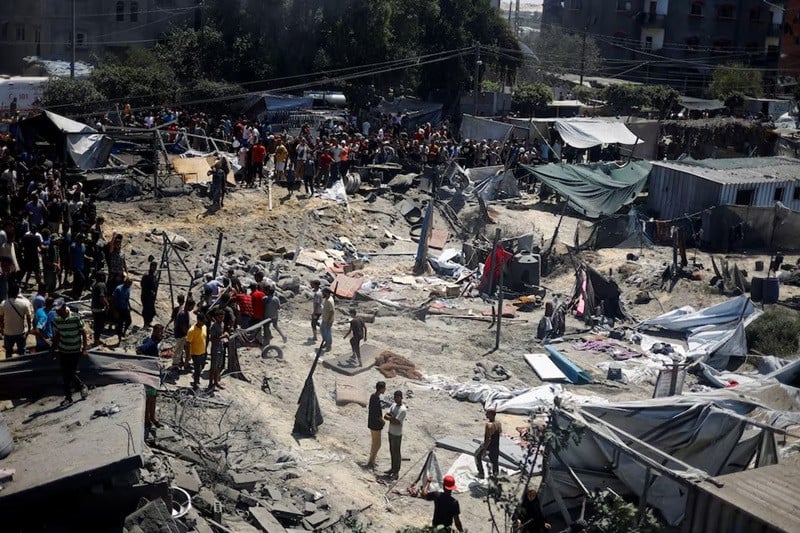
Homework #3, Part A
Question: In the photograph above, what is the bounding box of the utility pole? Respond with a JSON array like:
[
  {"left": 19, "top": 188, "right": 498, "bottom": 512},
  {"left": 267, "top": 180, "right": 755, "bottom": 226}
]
[
  {"left": 579, "top": 24, "right": 588, "bottom": 86},
  {"left": 473, "top": 42, "right": 480, "bottom": 115},
  {"left": 70, "top": 0, "right": 76, "bottom": 79}
]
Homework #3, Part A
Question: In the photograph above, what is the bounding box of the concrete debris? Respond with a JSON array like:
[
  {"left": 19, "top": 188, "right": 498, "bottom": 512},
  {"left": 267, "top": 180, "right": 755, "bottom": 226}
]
[
  {"left": 250, "top": 506, "right": 288, "bottom": 533},
  {"left": 124, "top": 498, "right": 180, "bottom": 533}
]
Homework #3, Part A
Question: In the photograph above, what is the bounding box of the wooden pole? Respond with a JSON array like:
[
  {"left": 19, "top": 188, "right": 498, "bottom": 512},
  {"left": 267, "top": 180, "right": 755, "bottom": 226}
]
[
  {"left": 493, "top": 228, "right": 503, "bottom": 351},
  {"left": 212, "top": 232, "right": 224, "bottom": 279}
]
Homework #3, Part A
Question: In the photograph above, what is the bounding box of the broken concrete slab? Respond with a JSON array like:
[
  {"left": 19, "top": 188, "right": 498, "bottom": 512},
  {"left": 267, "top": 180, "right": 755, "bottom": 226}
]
[
  {"left": 270, "top": 500, "right": 304, "bottom": 518},
  {"left": 304, "top": 502, "right": 317, "bottom": 515},
  {"left": 250, "top": 506, "right": 288, "bottom": 533},
  {"left": 124, "top": 498, "right": 180, "bottom": 533},
  {"left": 193, "top": 488, "right": 219, "bottom": 515},
  {"left": 231, "top": 471, "right": 268, "bottom": 491},
  {"left": 238, "top": 490, "right": 260, "bottom": 507},
  {"left": 171, "top": 458, "right": 202, "bottom": 494},
  {"left": 0, "top": 383, "right": 145, "bottom": 509},
  {"left": 183, "top": 508, "right": 214, "bottom": 533},
  {"left": 303, "top": 510, "right": 331, "bottom": 528},
  {"left": 214, "top": 483, "right": 242, "bottom": 503},
  {"left": 261, "top": 484, "right": 283, "bottom": 501}
]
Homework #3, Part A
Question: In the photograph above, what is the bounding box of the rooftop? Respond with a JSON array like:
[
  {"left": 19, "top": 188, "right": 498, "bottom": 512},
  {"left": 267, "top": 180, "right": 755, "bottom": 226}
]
[
  {"left": 651, "top": 156, "right": 800, "bottom": 185},
  {"left": 695, "top": 463, "right": 800, "bottom": 533}
]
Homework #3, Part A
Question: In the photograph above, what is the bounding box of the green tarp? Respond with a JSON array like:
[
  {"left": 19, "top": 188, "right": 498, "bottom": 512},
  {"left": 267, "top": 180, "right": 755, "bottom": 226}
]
[{"left": 521, "top": 161, "right": 651, "bottom": 218}]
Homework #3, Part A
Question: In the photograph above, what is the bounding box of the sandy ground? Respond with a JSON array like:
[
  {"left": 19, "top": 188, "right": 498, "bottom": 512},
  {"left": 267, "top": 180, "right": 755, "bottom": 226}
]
[{"left": 94, "top": 181, "right": 800, "bottom": 532}]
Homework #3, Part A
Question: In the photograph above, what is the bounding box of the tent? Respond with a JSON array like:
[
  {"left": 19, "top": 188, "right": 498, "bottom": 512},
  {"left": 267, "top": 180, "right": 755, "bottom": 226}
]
[
  {"left": 520, "top": 161, "right": 651, "bottom": 218},
  {"left": 240, "top": 93, "right": 314, "bottom": 122},
  {"left": 571, "top": 265, "right": 627, "bottom": 322},
  {"left": 539, "top": 396, "right": 780, "bottom": 526},
  {"left": 17, "top": 111, "right": 113, "bottom": 170},
  {"left": 460, "top": 114, "right": 513, "bottom": 141},
  {"left": 553, "top": 118, "right": 639, "bottom": 149}
]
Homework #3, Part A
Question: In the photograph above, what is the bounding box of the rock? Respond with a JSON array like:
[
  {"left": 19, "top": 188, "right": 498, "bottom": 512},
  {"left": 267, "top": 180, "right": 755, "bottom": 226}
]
[
  {"left": 214, "top": 483, "right": 242, "bottom": 503},
  {"left": 238, "top": 490, "right": 260, "bottom": 507},
  {"left": 260, "top": 252, "right": 275, "bottom": 261},
  {"left": 634, "top": 291, "right": 651, "bottom": 305},
  {"left": 194, "top": 488, "right": 219, "bottom": 515},
  {"left": 250, "top": 507, "right": 287, "bottom": 533},
  {"left": 626, "top": 253, "right": 639, "bottom": 261},
  {"left": 304, "top": 502, "right": 316, "bottom": 515},
  {"left": 230, "top": 471, "right": 267, "bottom": 491},
  {"left": 124, "top": 498, "right": 179, "bottom": 533},
  {"left": 277, "top": 276, "right": 301, "bottom": 294},
  {"left": 181, "top": 508, "right": 214, "bottom": 533},
  {"left": 260, "top": 484, "right": 283, "bottom": 501}
]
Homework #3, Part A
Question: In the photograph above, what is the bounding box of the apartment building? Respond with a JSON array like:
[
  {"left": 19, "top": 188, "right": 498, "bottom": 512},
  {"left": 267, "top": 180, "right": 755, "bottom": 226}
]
[
  {"left": 542, "top": 0, "right": 784, "bottom": 93},
  {"left": 781, "top": 0, "right": 800, "bottom": 76},
  {"left": 0, "top": 1, "right": 197, "bottom": 74}
]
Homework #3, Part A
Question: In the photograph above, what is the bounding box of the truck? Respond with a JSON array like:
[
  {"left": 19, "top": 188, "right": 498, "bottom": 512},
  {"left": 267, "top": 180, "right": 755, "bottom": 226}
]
[{"left": 0, "top": 76, "right": 48, "bottom": 113}]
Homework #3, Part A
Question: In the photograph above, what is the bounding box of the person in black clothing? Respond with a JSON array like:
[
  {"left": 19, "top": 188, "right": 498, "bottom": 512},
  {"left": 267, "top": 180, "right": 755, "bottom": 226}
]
[
  {"left": 90, "top": 272, "right": 108, "bottom": 346},
  {"left": 421, "top": 474, "right": 463, "bottom": 532},
  {"left": 140, "top": 259, "right": 158, "bottom": 328},
  {"left": 514, "top": 487, "right": 551, "bottom": 533},
  {"left": 475, "top": 407, "right": 502, "bottom": 479},
  {"left": 366, "top": 381, "right": 386, "bottom": 468}
]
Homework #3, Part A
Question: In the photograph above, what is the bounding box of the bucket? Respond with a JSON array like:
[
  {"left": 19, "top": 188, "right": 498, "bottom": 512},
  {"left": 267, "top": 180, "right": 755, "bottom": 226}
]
[
  {"left": 750, "top": 277, "right": 764, "bottom": 302},
  {"left": 763, "top": 277, "right": 780, "bottom": 304}
]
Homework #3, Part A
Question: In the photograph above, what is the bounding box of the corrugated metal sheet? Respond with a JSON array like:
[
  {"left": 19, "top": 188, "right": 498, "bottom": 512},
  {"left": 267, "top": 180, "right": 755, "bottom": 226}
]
[
  {"left": 647, "top": 165, "right": 721, "bottom": 220},
  {"left": 682, "top": 464, "right": 800, "bottom": 533}
]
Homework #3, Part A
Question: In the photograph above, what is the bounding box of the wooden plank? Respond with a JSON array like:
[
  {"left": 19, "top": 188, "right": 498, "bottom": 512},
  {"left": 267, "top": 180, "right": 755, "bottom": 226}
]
[
  {"left": 523, "top": 353, "right": 569, "bottom": 382},
  {"left": 428, "top": 228, "right": 449, "bottom": 250},
  {"left": 332, "top": 274, "right": 364, "bottom": 299},
  {"left": 250, "top": 507, "right": 287, "bottom": 533}
]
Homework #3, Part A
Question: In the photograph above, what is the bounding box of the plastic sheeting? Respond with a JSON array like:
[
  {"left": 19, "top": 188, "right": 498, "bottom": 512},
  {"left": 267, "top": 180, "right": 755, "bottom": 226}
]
[
  {"left": 18, "top": 111, "right": 113, "bottom": 169},
  {"left": 554, "top": 119, "right": 640, "bottom": 149},
  {"left": 539, "top": 397, "right": 779, "bottom": 526},
  {"left": 520, "top": 161, "right": 651, "bottom": 218},
  {"left": 460, "top": 114, "right": 513, "bottom": 141}
]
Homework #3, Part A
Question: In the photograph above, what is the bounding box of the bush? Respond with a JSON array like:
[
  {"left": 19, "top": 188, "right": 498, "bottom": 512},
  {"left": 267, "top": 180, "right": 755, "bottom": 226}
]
[
  {"left": 39, "top": 77, "right": 105, "bottom": 116},
  {"left": 746, "top": 309, "right": 800, "bottom": 357},
  {"left": 512, "top": 82, "right": 553, "bottom": 116}
]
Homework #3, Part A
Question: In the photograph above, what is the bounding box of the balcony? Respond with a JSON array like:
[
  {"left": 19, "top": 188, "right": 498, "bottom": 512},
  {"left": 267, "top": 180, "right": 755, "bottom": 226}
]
[{"left": 641, "top": 13, "right": 666, "bottom": 28}]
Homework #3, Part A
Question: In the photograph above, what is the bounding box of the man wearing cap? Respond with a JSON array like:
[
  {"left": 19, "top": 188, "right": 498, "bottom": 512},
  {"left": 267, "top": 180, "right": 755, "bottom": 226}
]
[
  {"left": 421, "top": 474, "right": 464, "bottom": 532},
  {"left": 475, "top": 407, "right": 502, "bottom": 479},
  {"left": 51, "top": 298, "right": 89, "bottom": 406},
  {"left": 186, "top": 314, "right": 208, "bottom": 390}
]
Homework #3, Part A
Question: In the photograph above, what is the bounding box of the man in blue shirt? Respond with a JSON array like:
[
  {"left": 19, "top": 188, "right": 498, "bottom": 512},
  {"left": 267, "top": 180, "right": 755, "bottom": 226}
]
[
  {"left": 69, "top": 233, "right": 86, "bottom": 301},
  {"left": 34, "top": 296, "right": 54, "bottom": 351},
  {"left": 112, "top": 278, "right": 133, "bottom": 343},
  {"left": 136, "top": 324, "right": 164, "bottom": 429}
]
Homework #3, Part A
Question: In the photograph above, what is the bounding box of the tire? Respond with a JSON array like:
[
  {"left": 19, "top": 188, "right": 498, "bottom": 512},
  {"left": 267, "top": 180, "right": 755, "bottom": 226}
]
[{"left": 261, "top": 345, "right": 284, "bottom": 359}]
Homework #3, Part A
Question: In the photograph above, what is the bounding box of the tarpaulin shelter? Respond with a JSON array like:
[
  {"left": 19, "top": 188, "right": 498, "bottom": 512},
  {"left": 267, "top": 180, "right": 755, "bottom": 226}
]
[
  {"left": 679, "top": 96, "right": 726, "bottom": 112},
  {"left": 638, "top": 295, "right": 761, "bottom": 370},
  {"left": 17, "top": 111, "right": 113, "bottom": 169},
  {"left": 460, "top": 114, "right": 513, "bottom": 141},
  {"left": 539, "top": 396, "right": 781, "bottom": 526},
  {"left": 571, "top": 265, "right": 627, "bottom": 322},
  {"left": 552, "top": 118, "right": 640, "bottom": 149},
  {"left": 374, "top": 97, "right": 443, "bottom": 131},
  {"left": 521, "top": 161, "right": 651, "bottom": 218},
  {"left": 240, "top": 93, "right": 314, "bottom": 122}
]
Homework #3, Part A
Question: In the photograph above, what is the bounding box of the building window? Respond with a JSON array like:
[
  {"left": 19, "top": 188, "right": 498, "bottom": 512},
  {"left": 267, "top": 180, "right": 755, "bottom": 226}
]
[
  {"left": 15, "top": 25, "right": 25, "bottom": 41},
  {"left": 566, "top": 0, "right": 582, "bottom": 10},
  {"left": 616, "top": 0, "right": 632, "bottom": 11},
  {"left": 774, "top": 188, "right": 785, "bottom": 202},
  {"left": 76, "top": 32, "right": 85, "bottom": 47},
  {"left": 131, "top": 2, "right": 139, "bottom": 22},
  {"left": 689, "top": 2, "right": 703, "bottom": 17},
  {"left": 116, "top": 2, "right": 125, "bottom": 22},
  {"left": 735, "top": 189, "right": 755, "bottom": 206},
  {"left": 643, "top": 36, "right": 653, "bottom": 51},
  {"left": 718, "top": 4, "right": 735, "bottom": 20}
]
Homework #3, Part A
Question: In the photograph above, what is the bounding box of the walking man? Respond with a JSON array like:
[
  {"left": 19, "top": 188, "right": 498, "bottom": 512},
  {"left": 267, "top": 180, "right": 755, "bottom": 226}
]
[
  {"left": 208, "top": 308, "right": 228, "bottom": 391},
  {"left": 140, "top": 260, "right": 158, "bottom": 329},
  {"left": 172, "top": 298, "right": 194, "bottom": 371},
  {"left": 263, "top": 286, "right": 287, "bottom": 344},
  {"left": 320, "top": 287, "right": 334, "bottom": 351},
  {"left": 112, "top": 278, "right": 133, "bottom": 342},
  {"left": 0, "top": 283, "right": 33, "bottom": 358},
  {"left": 421, "top": 474, "right": 464, "bottom": 532},
  {"left": 343, "top": 308, "right": 367, "bottom": 366},
  {"left": 90, "top": 272, "right": 108, "bottom": 346},
  {"left": 475, "top": 407, "right": 502, "bottom": 479},
  {"left": 384, "top": 390, "right": 407, "bottom": 479},
  {"left": 310, "top": 280, "right": 322, "bottom": 341},
  {"left": 51, "top": 298, "right": 89, "bottom": 407},
  {"left": 366, "top": 381, "right": 386, "bottom": 468}
]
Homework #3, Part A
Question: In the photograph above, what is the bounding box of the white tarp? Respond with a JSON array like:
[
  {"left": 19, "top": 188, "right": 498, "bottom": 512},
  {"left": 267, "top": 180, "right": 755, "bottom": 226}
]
[
  {"left": 460, "top": 114, "right": 513, "bottom": 141},
  {"left": 554, "top": 118, "right": 640, "bottom": 149},
  {"left": 45, "top": 111, "right": 112, "bottom": 170}
]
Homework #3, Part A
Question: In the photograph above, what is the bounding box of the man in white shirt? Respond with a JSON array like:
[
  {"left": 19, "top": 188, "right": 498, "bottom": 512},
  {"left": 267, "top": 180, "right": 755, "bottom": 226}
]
[
  {"left": 0, "top": 284, "right": 33, "bottom": 358},
  {"left": 384, "top": 390, "right": 407, "bottom": 479}
]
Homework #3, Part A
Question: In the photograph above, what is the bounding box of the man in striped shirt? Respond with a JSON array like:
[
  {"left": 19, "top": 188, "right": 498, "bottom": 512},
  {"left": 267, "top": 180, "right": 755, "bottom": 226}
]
[{"left": 51, "top": 298, "right": 89, "bottom": 406}]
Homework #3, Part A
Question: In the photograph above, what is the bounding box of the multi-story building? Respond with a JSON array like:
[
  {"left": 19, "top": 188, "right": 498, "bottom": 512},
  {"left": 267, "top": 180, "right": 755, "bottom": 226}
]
[
  {"left": 780, "top": 0, "right": 800, "bottom": 76},
  {"left": 0, "top": 1, "right": 198, "bottom": 74},
  {"left": 542, "top": 0, "right": 784, "bottom": 94}
]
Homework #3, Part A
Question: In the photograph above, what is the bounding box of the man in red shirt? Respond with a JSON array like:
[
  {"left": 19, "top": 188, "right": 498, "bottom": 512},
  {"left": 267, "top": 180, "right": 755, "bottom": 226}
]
[
  {"left": 317, "top": 149, "right": 333, "bottom": 189},
  {"left": 250, "top": 283, "right": 266, "bottom": 328},
  {"left": 234, "top": 288, "right": 254, "bottom": 328},
  {"left": 250, "top": 140, "right": 267, "bottom": 187}
]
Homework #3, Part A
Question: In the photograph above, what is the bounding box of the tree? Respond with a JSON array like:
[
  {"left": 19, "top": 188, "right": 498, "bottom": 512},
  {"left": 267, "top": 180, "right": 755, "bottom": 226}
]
[
  {"left": 643, "top": 85, "right": 680, "bottom": 119},
  {"left": 710, "top": 63, "right": 764, "bottom": 99},
  {"left": 572, "top": 85, "right": 597, "bottom": 103},
  {"left": 528, "top": 26, "right": 602, "bottom": 78},
  {"left": 601, "top": 84, "right": 650, "bottom": 116},
  {"left": 39, "top": 77, "right": 105, "bottom": 116},
  {"left": 512, "top": 82, "right": 552, "bottom": 116},
  {"left": 90, "top": 49, "right": 180, "bottom": 108}
]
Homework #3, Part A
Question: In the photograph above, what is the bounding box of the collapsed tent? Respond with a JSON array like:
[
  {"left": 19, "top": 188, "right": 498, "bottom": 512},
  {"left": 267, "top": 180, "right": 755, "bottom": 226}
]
[
  {"left": 445, "top": 162, "right": 519, "bottom": 201},
  {"left": 17, "top": 111, "right": 114, "bottom": 170},
  {"left": 571, "top": 265, "right": 627, "bottom": 322},
  {"left": 638, "top": 295, "right": 761, "bottom": 370},
  {"left": 539, "top": 396, "right": 780, "bottom": 526},
  {"left": 521, "top": 161, "right": 651, "bottom": 218},
  {"left": 460, "top": 114, "right": 513, "bottom": 141}
]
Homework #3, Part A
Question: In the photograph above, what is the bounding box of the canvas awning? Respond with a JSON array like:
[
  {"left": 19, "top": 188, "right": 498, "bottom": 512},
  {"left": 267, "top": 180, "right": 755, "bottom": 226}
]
[
  {"left": 459, "top": 114, "right": 513, "bottom": 141},
  {"left": 679, "top": 96, "right": 726, "bottom": 111},
  {"left": 554, "top": 118, "right": 640, "bottom": 148},
  {"left": 520, "top": 161, "right": 651, "bottom": 218},
  {"left": 18, "top": 111, "right": 113, "bottom": 169}
]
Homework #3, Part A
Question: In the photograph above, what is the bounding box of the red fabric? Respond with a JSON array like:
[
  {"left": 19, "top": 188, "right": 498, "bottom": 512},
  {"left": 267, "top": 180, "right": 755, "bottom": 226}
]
[
  {"left": 318, "top": 152, "right": 333, "bottom": 171},
  {"left": 235, "top": 293, "right": 253, "bottom": 317},
  {"left": 251, "top": 289, "right": 265, "bottom": 319},
  {"left": 251, "top": 144, "right": 266, "bottom": 164},
  {"left": 478, "top": 245, "right": 513, "bottom": 293}
]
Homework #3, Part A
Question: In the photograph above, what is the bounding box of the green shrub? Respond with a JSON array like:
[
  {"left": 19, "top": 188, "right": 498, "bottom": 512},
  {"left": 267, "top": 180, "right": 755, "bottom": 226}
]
[{"left": 746, "top": 309, "right": 800, "bottom": 357}]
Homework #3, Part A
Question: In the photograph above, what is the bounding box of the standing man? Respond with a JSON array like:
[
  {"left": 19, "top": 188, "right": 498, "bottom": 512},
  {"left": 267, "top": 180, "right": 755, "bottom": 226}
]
[
  {"left": 320, "top": 287, "right": 334, "bottom": 351},
  {"left": 90, "top": 272, "right": 108, "bottom": 346},
  {"left": 421, "top": 474, "right": 464, "bottom": 532},
  {"left": 274, "top": 139, "right": 289, "bottom": 183},
  {"left": 310, "top": 280, "right": 322, "bottom": 341},
  {"left": 51, "top": 298, "right": 89, "bottom": 407},
  {"left": 366, "top": 381, "right": 386, "bottom": 468},
  {"left": 208, "top": 308, "right": 228, "bottom": 391},
  {"left": 112, "top": 278, "right": 133, "bottom": 342},
  {"left": 250, "top": 140, "right": 267, "bottom": 187},
  {"left": 343, "top": 308, "right": 367, "bottom": 366},
  {"left": 186, "top": 314, "right": 208, "bottom": 390},
  {"left": 137, "top": 324, "right": 164, "bottom": 428},
  {"left": 34, "top": 296, "right": 55, "bottom": 351},
  {"left": 172, "top": 299, "right": 194, "bottom": 371},
  {"left": 250, "top": 283, "right": 265, "bottom": 337},
  {"left": 475, "top": 407, "right": 502, "bottom": 479},
  {"left": 263, "top": 286, "right": 287, "bottom": 345},
  {"left": 383, "top": 390, "right": 407, "bottom": 479},
  {"left": 0, "top": 284, "right": 33, "bottom": 358},
  {"left": 141, "top": 260, "right": 158, "bottom": 329}
]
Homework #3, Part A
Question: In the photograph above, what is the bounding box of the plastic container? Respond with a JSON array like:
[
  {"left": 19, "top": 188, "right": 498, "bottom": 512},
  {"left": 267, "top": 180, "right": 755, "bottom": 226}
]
[
  {"left": 750, "top": 277, "right": 764, "bottom": 302},
  {"left": 763, "top": 277, "right": 780, "bottom": 304}
]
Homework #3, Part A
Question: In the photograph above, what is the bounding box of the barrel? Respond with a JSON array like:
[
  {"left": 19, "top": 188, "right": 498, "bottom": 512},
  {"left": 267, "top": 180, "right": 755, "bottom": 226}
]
[
  {"left": 0, "top": 413, "right": 12, "bottom": 459},
  {"left": 763, "top": 277, "right": 780, "bottom": 304},
  {"left": 754, "top": 260, "right": 764, "bottom": 272},
  {"left": 750, "top": 277, "right": 764, "bottom": 302}
]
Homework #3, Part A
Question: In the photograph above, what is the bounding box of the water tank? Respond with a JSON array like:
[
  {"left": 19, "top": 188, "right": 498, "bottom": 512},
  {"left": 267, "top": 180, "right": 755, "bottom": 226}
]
[
  {"left": 750, "top": 277, "right": 764, "bottom": 302},
  {"left": 763, "top": 277, "right": 780, "bottom": 305},
  {"left": 509, "top": 251, "right": 541, "bottom": 290}
]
